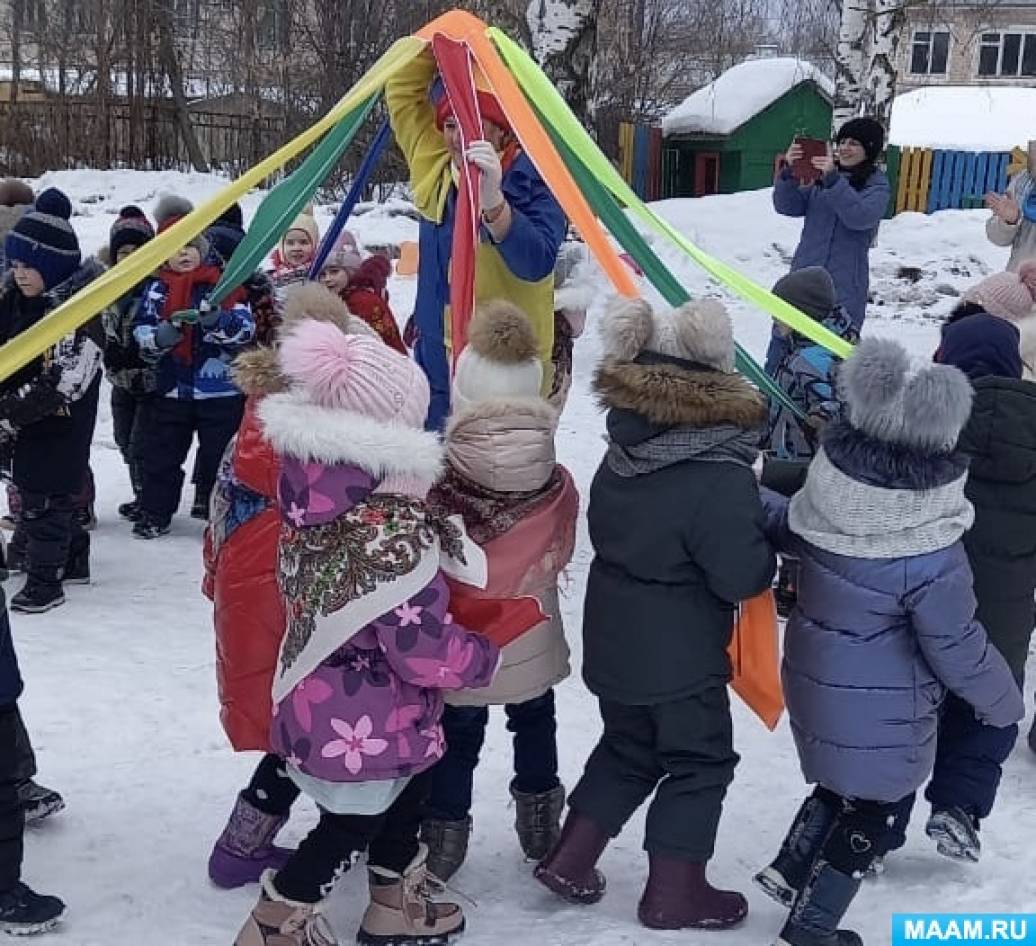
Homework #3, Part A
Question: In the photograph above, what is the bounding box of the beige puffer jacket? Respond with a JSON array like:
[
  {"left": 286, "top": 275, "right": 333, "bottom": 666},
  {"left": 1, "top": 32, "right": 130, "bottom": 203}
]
[{"left": 443, "top": 397, "right": 577, "bottom": 707}]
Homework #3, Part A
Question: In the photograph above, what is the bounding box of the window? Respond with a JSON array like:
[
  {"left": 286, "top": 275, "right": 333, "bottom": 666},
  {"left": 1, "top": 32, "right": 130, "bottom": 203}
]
[
  {"left": 257, "top": 0, "right": 286, "bottom": 51},
  {"left": 910, "top": 30, "right": 950, "bottom": 75},
  {"left": 978, "top": 31, "right": 1036, "bottom": 77},
  {"left": 19, "top": 0, "right": 47, "bottom": 34}
]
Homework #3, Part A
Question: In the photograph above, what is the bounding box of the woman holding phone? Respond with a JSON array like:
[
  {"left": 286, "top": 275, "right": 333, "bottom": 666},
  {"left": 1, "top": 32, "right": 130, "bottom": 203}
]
[{"left": 768, "top": 118, "right": 890, "bottom": 373}]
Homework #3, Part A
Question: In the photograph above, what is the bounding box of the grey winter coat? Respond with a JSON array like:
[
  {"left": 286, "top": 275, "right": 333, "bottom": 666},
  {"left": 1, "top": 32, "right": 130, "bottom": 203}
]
[
  {"left": 763, "top": 424, "right": 1023, "bottom": 803},
  {"left": 986, "top": 173, "right": 1036, "bottom": 273},
  {"left": 773, "top": 166, "right": 889, "bottom": 329}
]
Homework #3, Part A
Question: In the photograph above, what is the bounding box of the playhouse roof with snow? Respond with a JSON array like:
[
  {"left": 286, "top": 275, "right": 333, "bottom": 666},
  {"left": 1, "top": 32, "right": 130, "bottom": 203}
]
[
  {"left": 662, "top": 57, "right": 834, "bottom": 138},
  {"left": 889, "top": 86, "right": 1036, "bottom": 152}
]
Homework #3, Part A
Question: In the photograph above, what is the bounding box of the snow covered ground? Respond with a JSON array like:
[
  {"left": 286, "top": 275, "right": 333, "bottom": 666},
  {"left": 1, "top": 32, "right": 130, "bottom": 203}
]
[{"left": 9, "top": 170, "right": 1034, "bottom": 945}]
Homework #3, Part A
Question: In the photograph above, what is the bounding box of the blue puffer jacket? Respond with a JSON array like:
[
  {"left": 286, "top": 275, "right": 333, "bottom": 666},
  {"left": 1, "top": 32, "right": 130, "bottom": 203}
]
[
  {"left": 0, "top": 590, "right": 22, "bottom": 709},
  {"left": 763, "top": 425, "right": 1023, "bottom": 803},
  {"left": 773, "top": 166, "right": 890, "bottom": 329}
]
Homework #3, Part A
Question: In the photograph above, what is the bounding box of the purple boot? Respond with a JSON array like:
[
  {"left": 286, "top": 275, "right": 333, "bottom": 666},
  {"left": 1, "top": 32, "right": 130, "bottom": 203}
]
[{"left": 208, "top": 793, "right": 293, "bottom": 889}]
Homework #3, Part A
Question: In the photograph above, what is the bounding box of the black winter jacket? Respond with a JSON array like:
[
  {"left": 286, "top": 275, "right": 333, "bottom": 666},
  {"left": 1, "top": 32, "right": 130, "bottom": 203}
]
[
  {"left": 959, "top": 376, "right": 1036, "bottom": 677},
  {"left": 582, "top": 356, "right": 777, "bottom": 705},
  {"left": 0, "top": 260, "right": 105, "bottom": 494}
]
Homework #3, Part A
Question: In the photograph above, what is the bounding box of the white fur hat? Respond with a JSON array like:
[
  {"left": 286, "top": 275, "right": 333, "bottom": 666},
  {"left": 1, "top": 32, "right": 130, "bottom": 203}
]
[
  {"left": 453, "top": 301, "right": 543, "bottom": 408},
  {"left": 600, "top": 295, "right": 736, "bottom": 373}
]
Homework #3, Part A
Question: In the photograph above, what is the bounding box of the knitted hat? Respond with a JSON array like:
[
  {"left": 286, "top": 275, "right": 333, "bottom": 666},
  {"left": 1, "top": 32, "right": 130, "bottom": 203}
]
[
  {"left": 938, "top": 312, "right": 1023, "bottom": 381},
  {"left": 0, "top": 179, "right": 33, "bottom": 207},
  {"left": 109, "top": 205, "right": 155, "bottom": 261},
  {"left": 279, "top": 319, "right": 429, "bottom": 428},
  {"left": 281, "top": 209, "right": 319, "bottom": 258},
  {"left": 217, "top": 202, "right": 244, "bottom": 229},
  {"left": 321, "top": 229, "right": 362, "bottom": 276},
  {"left": 453, "top": 301, "right": 543, "bottom": 407},
  {"left": 601, "top": 295, "right": 736, "bottom": 373},
  {"left": 154, "top": 194, "right": 209, "bottom": 259},
  {"left": 836, "top": 117, "right": 885, "bottom": 162},
  {"left": 434, "top": 69, "right": 511, "bottom": 134},
  {"left": 839, "top": 337, "right": 973, "bottom": 452},
  {"left": 963, "top": 262, "right": 1036, "bottom": 323},
  {"left": 4, "top": 188, "right": 81, "bottom": 290},
  {"left": 206, "top": 201, "right": 246, "bottom": 263},
  {"left": 772, "top": 266, "right": 836, "bottom": 323}
]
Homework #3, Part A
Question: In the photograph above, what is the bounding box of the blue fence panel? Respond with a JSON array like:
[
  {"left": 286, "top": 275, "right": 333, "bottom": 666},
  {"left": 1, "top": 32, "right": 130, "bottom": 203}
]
[
  {"left": 927, "top": 151, "right": 946, "bottom": 213},
  {"left": 948, "top": 151, "right": 967, "bottom": 208}
]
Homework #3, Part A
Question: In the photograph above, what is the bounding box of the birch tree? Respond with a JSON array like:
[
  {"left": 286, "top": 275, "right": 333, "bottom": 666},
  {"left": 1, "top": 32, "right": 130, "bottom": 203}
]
[
  {"left": 526, "top": 0, "right": 598, "bottom": 129},
  {"left": 833, "top": 0, "right": 869, "bottom": 129}
]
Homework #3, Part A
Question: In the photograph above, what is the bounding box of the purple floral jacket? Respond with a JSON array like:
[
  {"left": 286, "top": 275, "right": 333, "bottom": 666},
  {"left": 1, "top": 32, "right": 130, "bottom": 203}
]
[{"left": 269, "top": 456, "right": 499, "bottom": 784}]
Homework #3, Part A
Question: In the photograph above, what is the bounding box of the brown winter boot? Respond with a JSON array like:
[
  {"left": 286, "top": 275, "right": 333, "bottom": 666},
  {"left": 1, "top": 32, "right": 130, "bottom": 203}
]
[
  {"left": 357, "top": 845, "right": 465, "bottom": 946},
  {"left": 234, "top": 871, "right": 339, "bottom": 946},
  {"left": 638, "top": 854, "right": 748, "bottom": 930},
  {"left": 533, "top": 810, "right": 609, "bottom": 905}
]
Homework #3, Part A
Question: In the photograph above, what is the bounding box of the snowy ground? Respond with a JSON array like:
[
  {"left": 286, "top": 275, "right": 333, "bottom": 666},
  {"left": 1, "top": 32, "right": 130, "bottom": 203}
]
[{"left": 10, "top": 170, "right": 1034, "bottom": 945}]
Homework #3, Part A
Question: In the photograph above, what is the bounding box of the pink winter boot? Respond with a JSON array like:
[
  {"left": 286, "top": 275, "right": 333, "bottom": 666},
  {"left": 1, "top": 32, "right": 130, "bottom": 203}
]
[{"left": 209, "top": 794, "right": 293, "bottom": 889}]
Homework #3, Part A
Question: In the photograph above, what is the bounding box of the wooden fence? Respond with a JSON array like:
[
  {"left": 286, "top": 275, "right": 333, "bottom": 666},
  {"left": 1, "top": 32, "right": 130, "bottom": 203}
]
[
  {"left": 887, "top": 145, "right": 1027, "bottom": 215},
  {"left": 618, "top": 121, "right": 663, "bottom": 201}
]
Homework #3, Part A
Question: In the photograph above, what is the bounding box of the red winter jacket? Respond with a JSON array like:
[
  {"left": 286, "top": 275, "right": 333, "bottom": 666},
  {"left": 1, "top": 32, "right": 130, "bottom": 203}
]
[
  {"left": 341, "top": 256, "right": 407, "bottom": 354},
  {"left": 203, "top": 351, "right": 285, "bottom": 752}
]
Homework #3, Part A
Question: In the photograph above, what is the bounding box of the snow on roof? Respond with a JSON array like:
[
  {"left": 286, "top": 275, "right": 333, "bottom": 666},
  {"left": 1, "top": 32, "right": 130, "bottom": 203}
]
[
  {"left": 662, "top": 57, "right": 833, "bottom": 138},
  {"left": 889, "top": 86, "right": 1036, "bottom": 152}
]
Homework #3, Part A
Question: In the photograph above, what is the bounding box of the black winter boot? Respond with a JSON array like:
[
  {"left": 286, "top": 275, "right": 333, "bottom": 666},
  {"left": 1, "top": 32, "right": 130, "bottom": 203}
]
[
  {"left": 191, "top": 488, "right": 211, "bottom": 521},
  {"left": 1028, "top": 715, "right": 1036, "bottom": 755},
  {"left": 63, "top": 544, "right": 90, "bottom": 586},
  {"left": 0, "top": 881, "right": 66, "bottom": 935},
  {"left": 118, "top": 500, "right": 142, "bottom": 522},
  {"left": 419, "top": 817, "right": 471, "bottom": 883},
  {"left": 534, "top": 810, "right": 609, "bottom": 905},
  {"left": 18, "top": 779, "right": 66, "bottom": 825},
  {"left": 11, "top": 581, "right": 64, "bottom": 614},
  {"left": 512, "top": 784, "right": 565, "bottom": 861},
  {"left": 777, "top": 859, "right": 863, "bottom": 946},
  {"left": 133, "top": 514, "right": 171, "bottom": 540},
  {"left": 755, "top": 795, "right": 838, "bottom": 907}
]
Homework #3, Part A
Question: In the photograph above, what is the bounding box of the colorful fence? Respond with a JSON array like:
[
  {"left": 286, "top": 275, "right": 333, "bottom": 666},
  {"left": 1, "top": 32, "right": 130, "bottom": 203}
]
[
  {"left": 618, "top": 121, "right": 663, "bottom": 202},
  {"left": 888, "top": 145, "right": 1026, "bottom": 215}
]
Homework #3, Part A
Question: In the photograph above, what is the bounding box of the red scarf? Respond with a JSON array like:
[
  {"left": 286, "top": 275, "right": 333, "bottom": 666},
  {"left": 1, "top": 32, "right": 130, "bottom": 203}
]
[{"left": 159, "top": 264, "right": 246, "bottom": 364}]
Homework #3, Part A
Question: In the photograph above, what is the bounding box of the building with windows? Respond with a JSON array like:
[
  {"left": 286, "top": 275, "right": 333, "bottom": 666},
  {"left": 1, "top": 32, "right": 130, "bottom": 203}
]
[{"left": 900, "top": 0, "right": 1036, "bottom": 92}]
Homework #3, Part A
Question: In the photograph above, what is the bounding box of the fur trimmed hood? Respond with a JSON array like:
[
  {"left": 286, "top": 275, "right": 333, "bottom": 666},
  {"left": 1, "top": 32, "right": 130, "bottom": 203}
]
[
  {"left": 594, "top": 354, "right": 767, "bottom": 430},
  {"left": 258, "top": 389, "right": 443, "bottom": 483},
  {"left": 232, "top": 347, "right": 288, "bottom": 398}
]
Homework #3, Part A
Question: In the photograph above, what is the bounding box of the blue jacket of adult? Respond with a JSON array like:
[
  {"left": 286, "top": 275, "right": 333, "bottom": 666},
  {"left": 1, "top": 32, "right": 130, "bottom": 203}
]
[
  {"left": 762, "top": 423, "right": 1023, "bottom": 803},
  {"left": 773, "top": 165, "right": 890, "bottom": 329}
]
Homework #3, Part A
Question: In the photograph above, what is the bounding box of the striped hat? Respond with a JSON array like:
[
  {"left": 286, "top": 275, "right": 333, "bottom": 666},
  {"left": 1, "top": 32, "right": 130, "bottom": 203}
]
[{"left": 4, "top": 188, "right": 81, "bottom": 290}]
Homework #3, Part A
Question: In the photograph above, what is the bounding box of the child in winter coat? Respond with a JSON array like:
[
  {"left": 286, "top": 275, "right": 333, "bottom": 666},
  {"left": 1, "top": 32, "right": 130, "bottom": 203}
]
[
  {"left": 132, "top": 195, "right": 255, "bottom": 539},
  {"left": 420, "top": 301, "right": 578, "bottom": 881},
  {"left": 536, "top": 297, "right": 776, "bottom": 930},
  {"left": 764, "top": 266, "right": 858, "bottom": 615},
  {"left": 319, "top": 233, "right": 407, "bottom": 354},
  {"left": 0, "top": 188, "right": 105, "bottom": 613},
  {"left": 754, "top": 338, "right": 1024, "bottom": 946},
  {"left": 102, "top": 205, "right": 157, "bottom": 522},
  {"left": 234, "top": 317, "right": 500, "bottom": 946},
  {"left": 0, "top": 587, "right": 65, "bottom": 934},
  {"left": 267, "top": 209, "right": 319, "bottom": 296},
  {"left": 918, "top": 311, "right": 1036, "bottom": 860},
  {"left": 205, "top": 283, "right": 381, "bottom": 890}
]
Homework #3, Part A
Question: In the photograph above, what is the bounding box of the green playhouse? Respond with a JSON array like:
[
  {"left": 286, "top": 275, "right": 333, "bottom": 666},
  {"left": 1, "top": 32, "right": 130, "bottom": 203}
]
[{"left": 661, "top": 57, "right": 833, "bottom": 198}]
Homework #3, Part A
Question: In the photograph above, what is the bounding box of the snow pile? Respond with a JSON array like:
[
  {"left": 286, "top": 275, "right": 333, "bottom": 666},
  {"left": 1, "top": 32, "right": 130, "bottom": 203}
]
[
  {"left": 889, "top": 86, "right": 1036, "bottom": 152},
  {"left": 662, "top": 57, "right": 833, "bottom": 138}
]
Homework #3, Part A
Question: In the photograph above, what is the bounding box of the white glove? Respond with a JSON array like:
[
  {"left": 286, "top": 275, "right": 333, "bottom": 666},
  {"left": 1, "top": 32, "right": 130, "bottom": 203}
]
[{"left": 465, "top": 140, "right": 505, "bottom": 212}]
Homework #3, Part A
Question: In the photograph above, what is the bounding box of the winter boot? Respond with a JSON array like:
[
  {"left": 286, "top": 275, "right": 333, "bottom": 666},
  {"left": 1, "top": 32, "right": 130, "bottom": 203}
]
[
  {"left": 118, "top": 500, "right": 142, "bottom": 522},
  {"left": 235, "top": 871, "right": 338, "bottom": 946},
  {"left": 638, "top": 855, "right": 747, "bottom": 930},
  {"left": 0, "top": 881, "right": 66, "bottom": 935},
  {"left": 512, "top": 784, "right": 565, "bottom": 862},
  {"left": 755, "top": 795, "right": 838, "bottom": 908},
  {"left": 774, "top": 558, "right": 800, "bottom": 619},
  {"left": 75, "top": 506, "right": 97, "bottom": 531},
  {"left": 133, "top": 514, "right": 171, "bottom": 540},
  {"left": 926, "top": 807, "right": 981, "bottom": 863},
  {"left": 776, "top": 859, "right": 863, "bottom": 946},
  {"left": 209, "top": 793, "right": 294, "bottom": 889},
  {"left": 534, "top": 810, "right": 609, "bottom": 905},
  {"left": 191, "top": 488, "right": 211, "bottom": 521},
  {"left": 63, "top": 546, "right": 90, "bottom": 586},
  {"left": 18, "top": 780, "right": 66, "bottom": 825},
  {"left": 419, "top": 817, "right": 471, "bottom": 883},
  {"left": 358, "top": 845, "right": 465, "bottom": 946},
  {"left": 10, "top": 581, "right": 64, "bottom": 614},
  {"left": 1028, "top": 716, "right": 1036, "bottom": 755}
]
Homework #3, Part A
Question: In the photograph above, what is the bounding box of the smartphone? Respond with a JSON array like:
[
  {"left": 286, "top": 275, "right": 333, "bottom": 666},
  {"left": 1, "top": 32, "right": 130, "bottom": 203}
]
[{"left": 791, "top": 136, "right": 828, "bottom": 186}]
